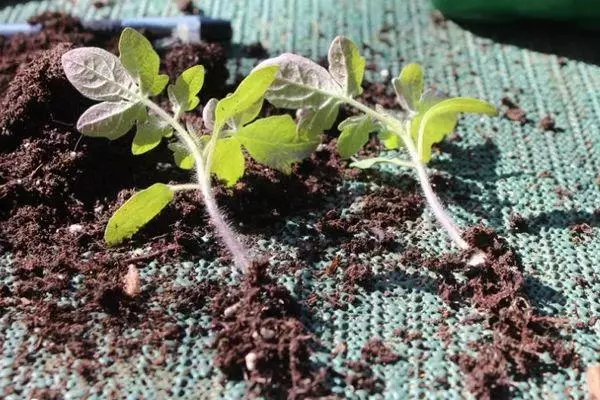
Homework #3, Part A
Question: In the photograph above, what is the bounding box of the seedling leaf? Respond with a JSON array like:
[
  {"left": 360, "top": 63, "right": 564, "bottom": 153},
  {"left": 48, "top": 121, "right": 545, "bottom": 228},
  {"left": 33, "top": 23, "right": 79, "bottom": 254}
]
[
  {"left": 105, "top": 183, "right": 174, "bottom": 246},
  {"left": 62, "top": 47, "right": 140, "bottom": 101},
  {"left": 377, "top": 129, "right": 401, "bottom": 149},
  {"left": 119, "top": 28, "right": 168, "bottom": 96},
  {"left": 236, "top": 115, "right": 318, "bottom": 173},
  {"left": 211, "top": 137, "right": 245, "bottom": 186},
  {"left": 415, "top": 97, "right": 497, "bottom": 162},
  {"left": 203, "top": 98, "right": 218, "bottom": 131},
  {"left": 230, "top": 98, "right": 263, "bottom": 129},
  {"left": 393, "top": 63, "right": 424, "bottom": 111},
  {"left": 215, "top": 66, "right": 279, "bottom": 130},
  {"left": 328, "top": 36, "right": 365, "bottom": 97},
  {"left": 77, "top": 101, "right": 143, "bottom": 140},
  {"left": 256, "top": 54, "right": 342, "bottom": 109},
  {"left": 168, "top": 65, "right": 205, "bottom": 114},
  {"left": 168, "top": 142, "right": 195, "bottom": 170},
  {"left": 255, "top": 54, "right": 344, "bottom": 136},
  {"left": 132, "top": 115, "right": 172, "bottom": 155},
  {"left": 336, "top": 115, "right": 374, "bottom": 158}
]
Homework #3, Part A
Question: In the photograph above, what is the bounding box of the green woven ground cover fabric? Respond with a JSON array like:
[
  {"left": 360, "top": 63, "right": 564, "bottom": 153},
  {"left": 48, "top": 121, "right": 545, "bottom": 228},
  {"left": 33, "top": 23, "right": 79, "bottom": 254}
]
[{"left": 1, "top": 0, "right": 599, "bottom": 399}]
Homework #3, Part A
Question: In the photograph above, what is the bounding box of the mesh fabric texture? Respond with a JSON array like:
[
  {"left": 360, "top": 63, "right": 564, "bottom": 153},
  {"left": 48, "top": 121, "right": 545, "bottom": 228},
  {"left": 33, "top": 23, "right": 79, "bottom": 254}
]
[{"left": 1, "top": 0, "right": 599, "bottom": 399}]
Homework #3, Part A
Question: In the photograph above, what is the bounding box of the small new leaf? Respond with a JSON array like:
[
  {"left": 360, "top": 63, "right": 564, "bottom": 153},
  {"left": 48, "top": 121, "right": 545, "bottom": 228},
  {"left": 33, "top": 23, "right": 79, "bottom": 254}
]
[
  {"left": 105, "top": 183, "right": 174, "bottom": 246},
  {"left": 336, "top": 115, "right": 375, "bottom": 158},
  {"left": 202, "top": 98, "right": 218, "bottom": 131},
  {"left": 211, "top": 137, "right": 245, "bottom": 186},
  {"left": 168, "top": 142, "right": 195, "bottom": 170},
  {"left": 132, "top": 114, "right": 172, "bottom": 155},
  {"left": 119, "top": 28, "right": 168, "bottom": 96},
  {"left": 168, "top": 65, "right": 205, "bottom": 114},
  {"left": 236, "top": 115, "right": 318, "bottom": 174},
  {"left": 393, "top": 63, "right": 424, "bottom": 111},
  {"left": 377, "top": 129, "right": 401, "bottom": 150},
  {"left": 62, "top": 47, "right": 140, "bottom": 101},
  {"left": 77, "top": 101, "right": 143, "bottom": 140},
  {"left": 328, "top": 36, "right": 365, "bottom": 97},
  {"left": 215, "top": 66, "right": 279, "bottom": 130}
]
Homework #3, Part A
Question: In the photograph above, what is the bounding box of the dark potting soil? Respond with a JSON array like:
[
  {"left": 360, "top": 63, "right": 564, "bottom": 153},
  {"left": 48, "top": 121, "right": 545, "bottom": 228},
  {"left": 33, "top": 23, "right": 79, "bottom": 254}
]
[
  {"left": 210, "top": 262, "right": 332, "bottom": 399},
  {"left": 403, "top": 225, "right": 577, "bottom": 400}
]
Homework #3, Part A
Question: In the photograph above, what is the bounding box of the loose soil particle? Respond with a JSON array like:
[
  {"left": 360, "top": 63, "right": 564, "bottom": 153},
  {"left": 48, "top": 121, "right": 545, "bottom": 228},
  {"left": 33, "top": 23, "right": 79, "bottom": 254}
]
[
  {"left": 405, "top": 225, "right": 577, "bottom": 400},
  {"left": 539, "top": 115, "right": 556, "bottom": 131},
  {"left": 361, "top": 338, "right": 401, "bottom": 365},
  {"left": 501, "top": 96, "right": 528, "bottom": 124}
]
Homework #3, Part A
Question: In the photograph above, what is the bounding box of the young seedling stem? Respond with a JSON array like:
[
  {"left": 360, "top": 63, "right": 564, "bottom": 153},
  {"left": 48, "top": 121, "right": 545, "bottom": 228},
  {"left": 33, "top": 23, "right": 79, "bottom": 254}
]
[
  {"left": 345, "top": 98, "right": 470, "bottom": 250},
  {"left": 143, "top": 98, "right": 251, "bottom": 271}
]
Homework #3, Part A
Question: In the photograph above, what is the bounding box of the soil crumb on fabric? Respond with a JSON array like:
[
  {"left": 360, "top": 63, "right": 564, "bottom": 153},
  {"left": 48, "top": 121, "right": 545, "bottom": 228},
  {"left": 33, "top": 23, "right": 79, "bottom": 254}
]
[
  {"left": 345, "top": 361, "right": 384, "bottom": 394},
  {"left": 501, "top": 97, "right": 528, "bottom": 125},
  {"left": 404, "top": 225, "right": 576, "bottom": 400},
  {"left": 210, "top": 262, "right": 332, "bottom": 399},
  {"left": 539, "top": 115, "right": 556, "bottom": 131},
  {"left": 361, "top": 338, "right": 401, "bottom": 365}
]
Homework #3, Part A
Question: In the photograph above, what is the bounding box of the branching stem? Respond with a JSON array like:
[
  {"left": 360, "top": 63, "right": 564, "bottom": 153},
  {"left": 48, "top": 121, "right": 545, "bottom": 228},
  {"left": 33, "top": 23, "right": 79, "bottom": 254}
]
[
  {"left": 346, "top": 98, "right": 469, "bottom": 250},
  {"left": 142, "top": 98, "right": 251, "bottom": 272}
]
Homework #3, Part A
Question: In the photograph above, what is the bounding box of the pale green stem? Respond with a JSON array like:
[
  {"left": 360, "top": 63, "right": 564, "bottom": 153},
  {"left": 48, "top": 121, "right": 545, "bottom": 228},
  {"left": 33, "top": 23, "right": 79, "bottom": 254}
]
[
  {"left": 345, "top": 98, "right": 469, "bottom": 251},
  {"left": 169, "top": 184, "right": 202, "bottom": 192},
  {"left": 141, "top": 98, "right": 251, "bottom": 271}
]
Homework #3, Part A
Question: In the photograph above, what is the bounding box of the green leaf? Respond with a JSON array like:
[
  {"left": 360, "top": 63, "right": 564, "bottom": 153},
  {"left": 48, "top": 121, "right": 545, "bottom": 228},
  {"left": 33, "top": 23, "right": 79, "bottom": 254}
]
[
  {"left": 62, "top": 47, "right": 140, "bottom": 102},
  {"left": 211, "top": 137, "right": 245, "bottom": 186},
  {"left": 350, "top": 157, "right": 414, "bottom": 170},
  {"left": 377, "top": 129, "right": 401, "bottom": 150},
  {"left": 118, "top": 28, "right": 168, "bottom": 96},
  {"left": 414, "top": 97, "right": 498, "bottom": 163},
  {"left": 328, "top": 36, "right": 365, "bottom": 97},
  {"left": 104, "top": 183, "right": 174, "bottom": 246},
  {"left": 393, "top": 63, "right": 424, "bottom": 111},
  {"left": 77, "top": 101, "right": 143, "bottom": 140},
  {"left": 297, "top": 98, "right": 341, "bottom": 139},
  {"left": 336, "top": 115, "right": 374, "bottom": 158},
  {"left": 235, "top": 115, "right": 318, "bottom": 174},
  {"left": 215, "top": 66, "right": 279, "bottom": 130},
  {"left": 168, "top": 142, "right": 195, "bottom": 170},
  {"left": 151, "top": 75, "right": 169, "bottom": 96},
  {"left": 230, "top": 98, "right": 263, "bottom": 129},
  {"left": 132, "top": 115, "right": 172, "bottom": 155},
  {"left": 168, "top": 65, "right": 205, "bottom": 114},
  {"left": 255, "top": 53, "right": 344, "bottom": 136}
]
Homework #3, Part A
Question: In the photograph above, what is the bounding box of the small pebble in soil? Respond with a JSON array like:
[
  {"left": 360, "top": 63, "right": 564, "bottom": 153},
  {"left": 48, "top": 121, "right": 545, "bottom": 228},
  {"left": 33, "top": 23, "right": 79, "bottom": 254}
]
[{"left": 123, "top": 265, "right": 141, "bottom": 298}]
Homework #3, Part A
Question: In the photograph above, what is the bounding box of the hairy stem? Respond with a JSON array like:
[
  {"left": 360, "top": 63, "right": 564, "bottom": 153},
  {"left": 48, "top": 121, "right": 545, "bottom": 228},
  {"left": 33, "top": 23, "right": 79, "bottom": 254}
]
[
  {"left": 142, "top": 98, "right": 250, "bottom": 272},
  {"left": 346, "top": 98, "right": 469, "bottom": 250}
]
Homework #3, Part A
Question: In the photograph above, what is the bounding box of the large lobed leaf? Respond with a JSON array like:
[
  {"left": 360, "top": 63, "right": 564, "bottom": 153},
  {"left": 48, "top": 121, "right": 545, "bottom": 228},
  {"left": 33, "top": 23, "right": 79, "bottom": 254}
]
[
  {"left": 62, "top": 47, "right": 140, "bottom": 102},
  {"left": 76, "top": 101, "right": 143, "bottom": 140}
]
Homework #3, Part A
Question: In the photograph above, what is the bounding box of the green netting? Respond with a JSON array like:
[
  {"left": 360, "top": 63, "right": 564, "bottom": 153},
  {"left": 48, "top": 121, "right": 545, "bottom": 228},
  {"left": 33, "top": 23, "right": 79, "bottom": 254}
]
[{"left": 1, "top": 0, "right": 599, "bottom": 399}]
